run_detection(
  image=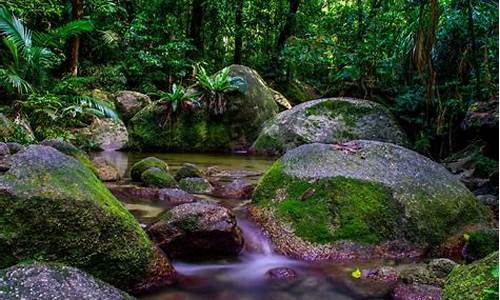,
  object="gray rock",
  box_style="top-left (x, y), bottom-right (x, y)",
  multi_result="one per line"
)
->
top-left (114, 91), bottom-right (152, 122)
top-left (0, 263), bottom-right (134, 300)
top-left (0, 142), bottom-right (10, 157)
top-left (392, 283), bottom-right (442, 300)
top-left (79, 118), bottom-right (129, 151)
top-left (5, 142), bottom-right (25, 154)
top-left (148, 202), bottom-right (244, 260)
top-left (251, 97), bottom-right (407, 155)
top-left (93, 157), bottom-right (120, 182)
